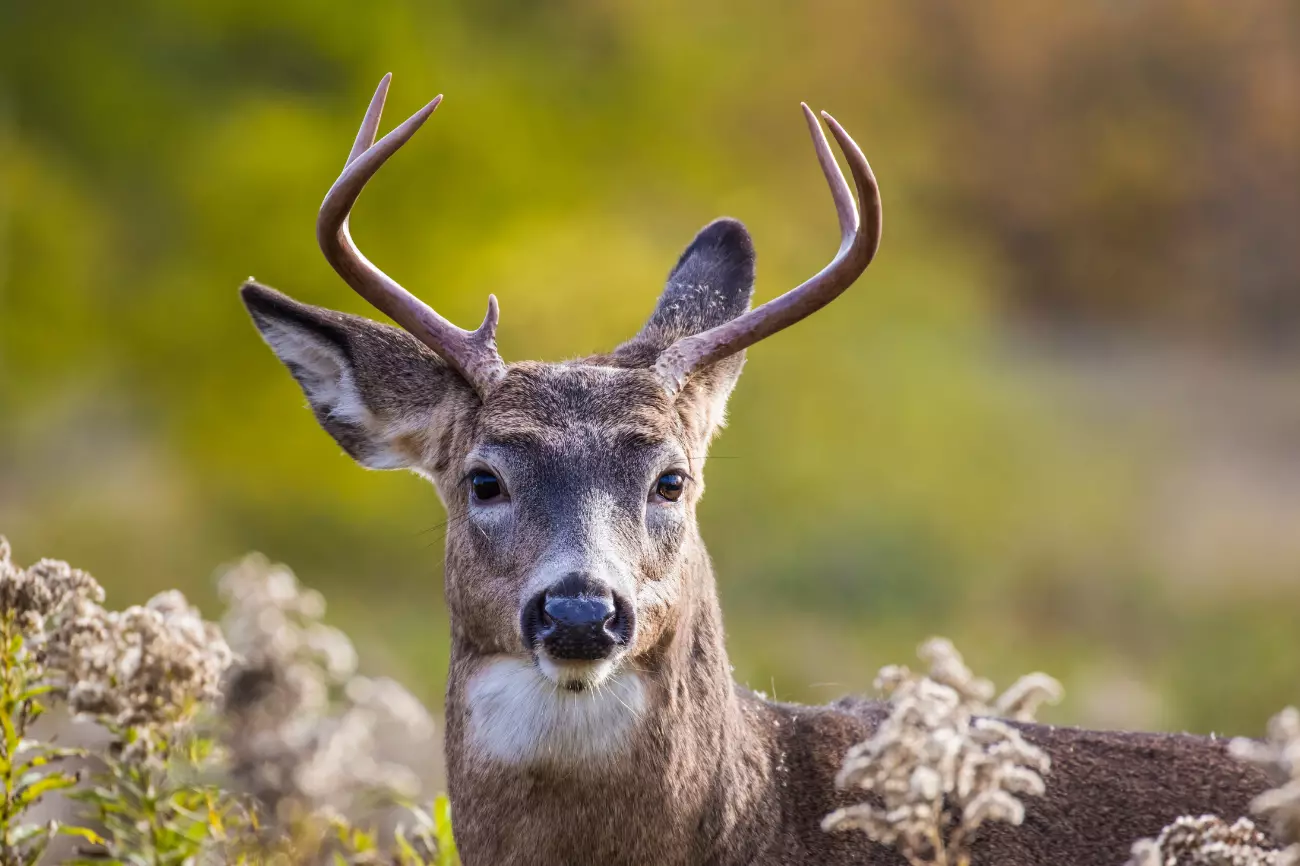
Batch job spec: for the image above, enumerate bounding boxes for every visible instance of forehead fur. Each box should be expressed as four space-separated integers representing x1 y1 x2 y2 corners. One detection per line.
476 362 680 448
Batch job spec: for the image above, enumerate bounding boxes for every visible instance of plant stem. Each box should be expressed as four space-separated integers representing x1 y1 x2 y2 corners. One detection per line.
1 613 18 863
144 764 164 866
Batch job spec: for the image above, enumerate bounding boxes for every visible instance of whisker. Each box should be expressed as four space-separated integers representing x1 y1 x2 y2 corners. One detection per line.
414 518 454 536
608 682 636 716
422 512 475 548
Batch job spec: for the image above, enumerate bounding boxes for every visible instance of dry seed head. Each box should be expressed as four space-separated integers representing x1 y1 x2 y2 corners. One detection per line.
215 554 434 822
0 538 106 636
43 587 231 728
1232 706 1300 856
1132 706 1300 866
995 672 1066 722
824 637 1061 866
2 538 229 731
1126 815 1289 866
918 637 996 706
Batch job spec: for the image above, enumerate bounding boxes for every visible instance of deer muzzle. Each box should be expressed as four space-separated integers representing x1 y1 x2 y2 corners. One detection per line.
522 572 634 671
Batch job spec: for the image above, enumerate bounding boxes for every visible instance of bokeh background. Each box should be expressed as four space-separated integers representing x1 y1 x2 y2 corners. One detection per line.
3 0 1298 761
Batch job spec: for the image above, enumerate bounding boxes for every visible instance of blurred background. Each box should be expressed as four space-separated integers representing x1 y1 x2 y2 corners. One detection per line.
2 0 1298 763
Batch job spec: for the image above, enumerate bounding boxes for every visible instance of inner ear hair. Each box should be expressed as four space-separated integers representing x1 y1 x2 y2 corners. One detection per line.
241 281 472 471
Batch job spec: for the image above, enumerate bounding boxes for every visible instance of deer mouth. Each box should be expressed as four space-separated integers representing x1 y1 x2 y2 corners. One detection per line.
536 653 621 692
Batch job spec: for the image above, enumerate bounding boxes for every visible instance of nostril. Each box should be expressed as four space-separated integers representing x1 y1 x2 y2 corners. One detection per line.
606 591 635 647
521 589 550 650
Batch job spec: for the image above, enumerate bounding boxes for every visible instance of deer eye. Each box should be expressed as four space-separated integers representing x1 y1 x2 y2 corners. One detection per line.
470 471 504 502
654 473 686 503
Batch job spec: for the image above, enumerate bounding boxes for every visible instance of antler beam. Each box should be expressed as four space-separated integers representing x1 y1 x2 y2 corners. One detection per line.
653 105 882 393
318 74 506 397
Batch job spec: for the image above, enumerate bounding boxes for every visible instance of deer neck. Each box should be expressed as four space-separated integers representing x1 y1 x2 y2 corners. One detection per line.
443 549 781 865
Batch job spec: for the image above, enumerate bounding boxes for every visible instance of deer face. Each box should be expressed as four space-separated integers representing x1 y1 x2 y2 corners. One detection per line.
454 363 703 692
241 75 878 765
242 221 751 695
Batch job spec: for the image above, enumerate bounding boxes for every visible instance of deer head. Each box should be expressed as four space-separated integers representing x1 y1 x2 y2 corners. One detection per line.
241 73 879 762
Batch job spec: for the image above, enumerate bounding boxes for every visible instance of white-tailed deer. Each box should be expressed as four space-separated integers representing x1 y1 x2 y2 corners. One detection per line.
241 75 1269 865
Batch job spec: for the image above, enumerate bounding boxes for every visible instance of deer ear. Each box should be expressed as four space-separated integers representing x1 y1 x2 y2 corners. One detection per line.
240 281 474 473
614 219 755 433
624 218 756 357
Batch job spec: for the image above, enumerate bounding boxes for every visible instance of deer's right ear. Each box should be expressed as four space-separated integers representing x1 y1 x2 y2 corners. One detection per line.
240 281 475 473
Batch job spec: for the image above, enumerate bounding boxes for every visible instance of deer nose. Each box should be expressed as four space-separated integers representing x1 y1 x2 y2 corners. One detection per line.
522 573 633 661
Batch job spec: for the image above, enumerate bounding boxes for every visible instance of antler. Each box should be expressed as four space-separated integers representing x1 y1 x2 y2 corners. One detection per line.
318 74 506 397
653 105 882 393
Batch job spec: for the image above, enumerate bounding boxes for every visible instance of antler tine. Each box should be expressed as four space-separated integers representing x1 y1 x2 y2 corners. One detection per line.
318 75 506 398
346 73 391 166
653 105 882 393
803 103 857 242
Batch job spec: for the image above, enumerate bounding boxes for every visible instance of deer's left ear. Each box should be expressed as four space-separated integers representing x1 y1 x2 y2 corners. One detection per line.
614 219 755 434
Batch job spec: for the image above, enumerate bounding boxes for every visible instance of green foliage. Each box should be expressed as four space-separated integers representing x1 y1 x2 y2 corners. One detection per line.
328 796 457 866
0 613 86 866
69 732 222 866
430 796 457 866
61 737 460 866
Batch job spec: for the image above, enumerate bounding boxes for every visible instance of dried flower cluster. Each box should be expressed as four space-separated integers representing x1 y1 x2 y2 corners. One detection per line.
1128 815 1285 866
1 536 456 865
216 554 436 823
1127 707 1300 866
44 587 232 730
823 637 1063 866
1231 707 1300 862
2 535 232 732
0 537 104 638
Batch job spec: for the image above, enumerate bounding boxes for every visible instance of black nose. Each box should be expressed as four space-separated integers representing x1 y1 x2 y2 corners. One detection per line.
522 573 634 661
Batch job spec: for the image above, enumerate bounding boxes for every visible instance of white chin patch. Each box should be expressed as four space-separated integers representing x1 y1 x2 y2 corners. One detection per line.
537 654 615 689
466 655 647 767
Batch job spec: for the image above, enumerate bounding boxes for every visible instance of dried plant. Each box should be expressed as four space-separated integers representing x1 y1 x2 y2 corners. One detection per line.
1127 815 1285 866
42 588 231 731
24 548 235 864
0 538 102 865
213 554 448 863
0 536 457 866
822 637 1063 866
1231 707 1300 862
1126 706 1300 866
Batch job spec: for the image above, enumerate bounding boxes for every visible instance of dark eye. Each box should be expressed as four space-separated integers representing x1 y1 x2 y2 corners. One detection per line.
470 471 504 502
654 473 685 503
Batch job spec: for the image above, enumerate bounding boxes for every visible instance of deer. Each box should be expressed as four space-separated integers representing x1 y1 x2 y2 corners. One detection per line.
239 74 1271 866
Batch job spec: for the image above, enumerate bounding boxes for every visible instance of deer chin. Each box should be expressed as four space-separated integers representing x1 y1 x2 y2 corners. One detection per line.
466 654 647 767
536 653 619 692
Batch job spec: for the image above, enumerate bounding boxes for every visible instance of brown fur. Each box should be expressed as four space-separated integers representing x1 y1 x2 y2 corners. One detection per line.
242 215 1270 866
